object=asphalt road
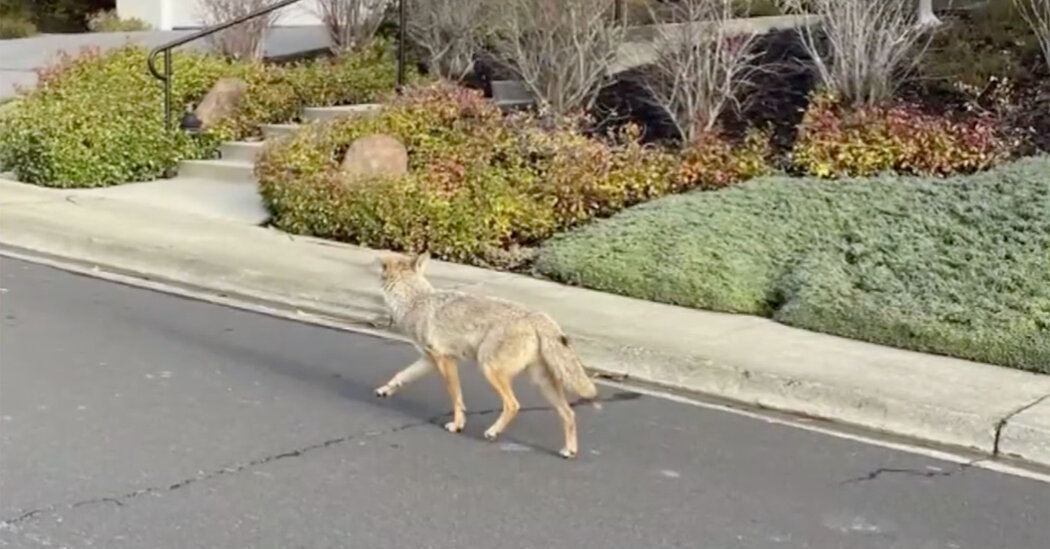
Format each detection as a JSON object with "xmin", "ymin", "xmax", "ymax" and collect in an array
[{"xmin": 1, "ymin": 257, "xmax": 1047, "ymax": 549}]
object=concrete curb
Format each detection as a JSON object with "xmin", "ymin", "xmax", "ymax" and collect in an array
[{"xmin": 2, "ymin": 180, "xmax": 1049, "ymax": 467}]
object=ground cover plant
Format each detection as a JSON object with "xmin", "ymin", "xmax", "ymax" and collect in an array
[{"xmin": 535, "ymin": 155, "xmax": 1050, "ymax": 372}]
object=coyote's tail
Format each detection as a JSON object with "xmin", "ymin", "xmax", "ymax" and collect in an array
[{"xmin": 535, "ymin": 316, "xmax": 599, "ymax": 402}]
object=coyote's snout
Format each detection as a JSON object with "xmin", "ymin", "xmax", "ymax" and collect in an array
[{"xmin": 374, "ymin": 252, "xmax": 598, "ymax": 458}]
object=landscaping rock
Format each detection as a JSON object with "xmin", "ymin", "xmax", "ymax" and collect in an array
[
  {"xmin": 194, "ymin": 77, "xmax": 247, "ymax": 128},
  {"xmin": 340, "ymin": 134, "xmax": 408, "ymax": 181}
]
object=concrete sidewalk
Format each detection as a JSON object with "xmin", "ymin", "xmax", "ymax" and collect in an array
[{"xmin": 2, "ymin": 179, "xmax": 1049, "ymax": 468}]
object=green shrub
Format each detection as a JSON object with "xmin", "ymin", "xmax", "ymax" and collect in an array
[
  {"xmin": 0, "ymin": 13, "xmax": 36, "ymax": 37},
  {"xmin": 0, "ymin": 47, "xmax": 216, "ymax": 186},
  {"xmin": 791, "ymin": 90, "xmax": 1012, "ymax": 178},
  {"xmin": 257, "ymin": 82, "xmax": 676, "ymax": 266},
  {"xmin": 13, "ymin": 0, "xmax": 113, "ymax": 33},
  {"xmin": 287, "ymin": 40, "xmax": 414, "ymax": 107},
  {"xmin": 0, "ymin": 46, "xmax": 303, "ymax": 186},
  {"xmin": 0, "ymin": 42, "xmax": 403, "ymax": 187},
  {"xmin": 86, "ymin": 9, "xmax": 151, "ymax": 32},
  {"xmin": 536, "ymin": 156, "xmax": 1050, "ymax": 372}
]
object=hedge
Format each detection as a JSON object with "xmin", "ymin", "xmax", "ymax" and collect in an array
[
  {"xmin": 0, "ymin": 41, "xmax": 405, "ymax": 187},
  {"xmin": 257, "ymin": 83, "xmax": 684, "ymax": 266},
  {"xmin": 535, "ymin": 155, "xmax": 1050, "ymax": 372}
]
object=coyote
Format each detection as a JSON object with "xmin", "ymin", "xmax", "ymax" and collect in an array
[{"xmin": 374, "ymin": 252, "xmax": 598, "ymax": 458}]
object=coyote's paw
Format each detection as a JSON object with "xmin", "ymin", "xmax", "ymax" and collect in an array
[
  {"xmin": 483, "ymin": 428, "xmax": 501, "ymax": 441},
  {"xmin": 375, "ymin": 385, "xmax": 395, "ymax": 398},
  {"xmin": 444, "ymin": 421, "xmax": 463, "ymax": 433},
  {"xmin": 559, "ymin": 448, "xmax": 577, "ymax": 459}
]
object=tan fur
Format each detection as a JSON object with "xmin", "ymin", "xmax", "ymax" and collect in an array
[{"xmin": 374, "ymin": 252, "xmax": 598, "ymax": 458}]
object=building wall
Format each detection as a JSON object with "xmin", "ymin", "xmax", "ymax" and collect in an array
[
  {"xmin": 115, "ymin": 0, "xmax": 168, "ymax": 29},
  {"xmin": 118, "ymin": 0, "xmax": 343, "ymax": 30}
]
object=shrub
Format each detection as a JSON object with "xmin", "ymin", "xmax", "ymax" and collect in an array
[
  {"xmin": 488, "ymin": 0, "xmax": 623, "ymax": 116},
  {"xmin": 86, "ymin": 9, "xmax": 151, "ymax": 32},
  {"xmin": 0, "ymin": 42, "xmax": 404, "ymax": 187},
  {"xmin": 0, "ymin": 47, "xmax": 217, "ymax": 186},
  {"xmin": 198, "ymin": 0, "xmax": 276, "ymax": 61},
  {"xmin": 0, "ymin": 13, "xmax": 35, "ymax": 37},
  {"xmin": 783, "ymin": 0, "xmax": 933, "ymax": 107},
  {"xmin": 640, "ymin": 0, "xmax": 761, "ymax": 144},
  {"xmin": 910, "ymin": 3, "xmax": 1050, "ymax": 156},
  {"xmin": 923, "ymin": 1, "xmax": 1040, "ymax": 88},
  {"xmin": 536, "ymin": 156, "xmax": 1050, "ymax": 372},
  {"xmin": 312, "ymin": 0, "xmax": 388, "ymax": 55},
  {"xmin": 676, "ymin": 128, "xmax": 772, "ymax": 189},
  {"xmin": 1016, "ymin": 0, "xmax": 1050, "ymax": 72},
  {"xmin": 791, "ymin": 90, "xmax": 1011, "ymax": 178},
  {"xmin": 257, "ymin": 82, "xmax": 676, "ymax": 266},
  {"xmin": 286, "ymin": 40, "xmax": 409, "ymax": 107},
  {"xmin": 11, "ymin": 0, "xmax": 112, "ymax": 33},
  {"xmin": 406, "ymin": 0, "xmax": 491, "ymax": 81}
]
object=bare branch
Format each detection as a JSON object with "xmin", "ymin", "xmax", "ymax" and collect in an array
[
  {"xmin": 406, "ymin": 0, "xmax": 491, "ymax": 81},
  {"xmin": 1015, "ymin": 0, "xmax": 1050, "ymax": 72},
  {"xmin": 490, "ymin": 0, "xmax": 624, "ymax": 117},
  {"xmin": 641, "ymin": 0, "xmax": 761, "ymax": 143},
  {"xmin": 196, "ymin": 0, "xmax": 282, "ymax": 61},
  {"xmin": 312, "ymin": 0, "xmax": 390, "ymax": 54},
  {"xmin": 781, "ymin": 0, "xmax": 934, "ymax": 107}
]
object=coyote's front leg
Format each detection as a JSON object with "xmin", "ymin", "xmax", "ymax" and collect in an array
[{"xmin": 375, "ymin": 356, "xmax": 434, "ymax": 398}]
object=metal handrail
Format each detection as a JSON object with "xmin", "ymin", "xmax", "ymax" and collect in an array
[
  {"xmin": 147, "ymin": 0, "xmax": 410, "ymax": 133},
  {"xmin": 148, "ymin": 0, "xmax": 306, "ymax": 131}
]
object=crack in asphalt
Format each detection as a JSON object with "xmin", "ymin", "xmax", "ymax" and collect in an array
[
  {"xmin": 993, "ymin": 392, "xmax": 1050, "ymax": 456},
  {"xmin": 0, "ymin": 390, "xmax": 640, "ymax": 529},
  {"xmin": 0, "ymin": 418, "xmax": 430, "ymax": 530},
  {"xmin": 840, "ymin": 458, "xmax": 986, "ymax": 485}
]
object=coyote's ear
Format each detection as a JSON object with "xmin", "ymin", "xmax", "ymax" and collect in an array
[{"xmin": 412, "ymin": 251, "xmax": 430, "ymax": 272}]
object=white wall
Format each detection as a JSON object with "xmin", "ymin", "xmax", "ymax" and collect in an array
[
  {"xmin": 118, "ymin": 0, "xmax": 332, "ymax": 31},
  {"xmin": 115, "ymin": 0, "xmax": 167, "ymax": 29}
]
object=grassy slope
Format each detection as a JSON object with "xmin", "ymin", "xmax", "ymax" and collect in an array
[{"xmin": 536, "ymin": 156, "xmax": 1050, "ymax": 373}]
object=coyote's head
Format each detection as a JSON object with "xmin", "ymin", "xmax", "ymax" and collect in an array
[{"xmin": 377, "ymin": 252, "xmax": 431, "ymax": 292}]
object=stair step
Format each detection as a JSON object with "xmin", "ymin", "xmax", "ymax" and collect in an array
[
  {"xmin": 178, "ymin": 159, "xmax": 256, "ymax": 182},
  {"xmin": 220, "ymin": 141, "xmax": 266, "ymax": 162},
  {"xmin": 261, "ymin": 123, "xmax": 302, "ymax": 140},
  {"xmin": 302, "ymin": 103, "xmax": 382, "ymax": 122}
]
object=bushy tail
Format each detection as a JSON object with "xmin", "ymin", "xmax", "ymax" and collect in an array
[{"xmin": 535, "ymin": 316, "xmax": 599, "ymax": 401}]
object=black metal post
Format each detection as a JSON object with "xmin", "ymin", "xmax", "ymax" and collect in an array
[
  {"xmin": 396, "ymin": 0, "xmax": 406, "ymax": 92},
  {"xmin": 163, "ymin": 49, "xmax": 172, "ymax": 132}
]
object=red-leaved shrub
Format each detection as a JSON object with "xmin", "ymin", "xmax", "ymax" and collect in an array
[{"xmin": 792, "ymin": 91, "xmax": 1013, "ymax": 178}]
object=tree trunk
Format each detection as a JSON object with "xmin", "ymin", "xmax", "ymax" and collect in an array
[{"xmin": 917, "ymin": 0, "xmax": 941, "ymax": 27}]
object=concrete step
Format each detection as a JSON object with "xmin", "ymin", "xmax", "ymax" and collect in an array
[
  {"xmin": 302, "ymin": 103, "xmax": 382, "ymax": 122},
  {"xmin": 261, "ymin": 123, "xmax": 302, "ymax": 140},
  {"xmin": 220, "ymin": 141, "xmax": 266, "ymax": 163},
  {"xmin": 178, "ymin": 159, "xmax": 255, "ymax": 182},
  {"xmin": 490, "ymin": 80, "xmax": 535, "ymax": 111}
]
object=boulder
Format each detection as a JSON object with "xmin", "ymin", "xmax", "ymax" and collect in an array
[
  {"xmin": 194, "ymin": 77, "xmax": 247, "ymax": 128},
  {"xmin": 340, "ymin": 134, "xmax": 409, "ymax": 180}
]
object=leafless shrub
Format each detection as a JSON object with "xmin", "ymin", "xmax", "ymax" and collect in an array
[
  {"xmin": 406, "ymin": 0, "xmax": 490, "ymax": 81},
  {"xmin": 312, "ymin": 0, "xmax": 389, "ymax": 54},
  {"xmin": 489, "ymin": 0, "xmax": 624, "ymax": 116},
  {"xmin": 781, "ymin": 0, "xmax": 934, "ymax": 107},
  {"xmin": 197, "ymin": 0, "xmax": 280, "ymax": 61},
  {"xmin": 1015, "ymin": 0, "xmax": 1050, "ymax": 71},
  {"xmin": 642, "ymin": 0, "xmax": 761, "ymax": 143}
]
